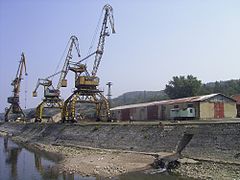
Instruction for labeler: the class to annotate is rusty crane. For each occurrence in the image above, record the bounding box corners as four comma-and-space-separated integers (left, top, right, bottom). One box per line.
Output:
61, 4, 115, 122
32, 36, 81, 122
5, 53, 27, 122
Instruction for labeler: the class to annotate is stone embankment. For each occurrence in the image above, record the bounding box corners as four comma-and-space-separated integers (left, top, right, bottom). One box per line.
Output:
0, 121, 240, 179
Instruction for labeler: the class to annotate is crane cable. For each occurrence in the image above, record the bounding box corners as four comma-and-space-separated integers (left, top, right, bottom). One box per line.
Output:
52, 39, 71, 81
51, 9, 104, 81
53, 9, 104, 78
24, 75, 28, 109
86, 9, 104, 65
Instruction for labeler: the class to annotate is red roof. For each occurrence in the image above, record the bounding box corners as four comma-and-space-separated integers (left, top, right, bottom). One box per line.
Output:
232, 95, 240, 104
111, 93, 236, 111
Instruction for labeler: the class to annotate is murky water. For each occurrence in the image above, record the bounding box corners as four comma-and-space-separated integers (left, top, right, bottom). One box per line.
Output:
0, 136, 94, 180
116, 171, 192, 180
0, 136, 191, 180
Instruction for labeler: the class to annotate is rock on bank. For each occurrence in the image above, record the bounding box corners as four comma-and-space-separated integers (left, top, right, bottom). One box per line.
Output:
0, 122, 239, 163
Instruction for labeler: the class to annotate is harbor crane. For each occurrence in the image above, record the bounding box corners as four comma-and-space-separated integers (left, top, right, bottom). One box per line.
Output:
62, 4, 115, 122
32, 36, 81, 122
5, 53, 27, 122
32, 72, 62, 122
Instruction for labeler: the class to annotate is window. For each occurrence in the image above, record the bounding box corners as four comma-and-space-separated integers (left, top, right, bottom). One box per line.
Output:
190, 109, 193, 113
174, 105, 179, 109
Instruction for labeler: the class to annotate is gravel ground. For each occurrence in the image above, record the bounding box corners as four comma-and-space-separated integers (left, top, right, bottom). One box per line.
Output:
2, 122, 240, 179
174, 160, 240, 180
32, 143, 155, 177
28, 142, 240, 179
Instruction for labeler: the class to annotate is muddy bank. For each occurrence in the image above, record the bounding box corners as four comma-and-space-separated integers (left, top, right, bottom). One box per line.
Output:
0, 122, 240, 178
38, 143, 155, 177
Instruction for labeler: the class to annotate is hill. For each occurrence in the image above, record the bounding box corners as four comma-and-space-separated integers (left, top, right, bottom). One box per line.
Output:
1, 79, 240, 121
111, 79, 240, 107
199, 79, 240, 97
111, 90, 169, 107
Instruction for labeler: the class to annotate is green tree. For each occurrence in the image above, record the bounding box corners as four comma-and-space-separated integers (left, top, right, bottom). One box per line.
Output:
165, 75, 202, 99
198, 84, 213, 95
213, 81, 223, 94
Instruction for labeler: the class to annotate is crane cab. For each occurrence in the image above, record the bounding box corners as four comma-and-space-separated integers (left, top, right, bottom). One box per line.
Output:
61, 79, 67, 87
75, 76, 99, 89
32, 92, 37, 97
44, 89, 60, 98
7, 97, 19, 103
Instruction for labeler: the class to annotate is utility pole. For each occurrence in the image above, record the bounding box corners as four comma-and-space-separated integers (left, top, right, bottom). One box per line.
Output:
106, 82, 113, 107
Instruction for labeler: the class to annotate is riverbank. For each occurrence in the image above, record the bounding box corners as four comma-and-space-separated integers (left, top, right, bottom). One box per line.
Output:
0, 123, 157, 177
0, 121, 240, 179
32, 143, 155, 177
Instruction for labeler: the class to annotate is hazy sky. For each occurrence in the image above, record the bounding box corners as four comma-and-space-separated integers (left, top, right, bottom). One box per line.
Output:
1, 0, 240, 113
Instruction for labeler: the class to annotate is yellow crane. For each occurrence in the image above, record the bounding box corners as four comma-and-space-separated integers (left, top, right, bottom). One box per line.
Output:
5, 53, 27, 122
32, 36, 81, 122
62, 4, 115, 122
32, 72, 62, 122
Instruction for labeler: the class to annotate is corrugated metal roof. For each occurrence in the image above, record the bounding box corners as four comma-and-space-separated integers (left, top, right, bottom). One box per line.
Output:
111, 93, 234, 111
232, 95, 240, 104
111, 101, 160, 111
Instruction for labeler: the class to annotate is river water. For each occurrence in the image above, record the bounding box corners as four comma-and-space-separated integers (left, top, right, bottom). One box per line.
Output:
0, 136, 94, 180
0, 136, 191, 180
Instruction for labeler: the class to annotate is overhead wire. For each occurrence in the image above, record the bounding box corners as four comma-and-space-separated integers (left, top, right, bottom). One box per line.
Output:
86, 9, 104, 65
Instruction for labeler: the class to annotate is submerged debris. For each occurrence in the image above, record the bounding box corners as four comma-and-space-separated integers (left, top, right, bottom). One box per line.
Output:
152, 133, 193, 171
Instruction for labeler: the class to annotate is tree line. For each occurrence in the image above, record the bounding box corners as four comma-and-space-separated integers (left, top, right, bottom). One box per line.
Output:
111, 75, 240, 107
165, 75, 240, 99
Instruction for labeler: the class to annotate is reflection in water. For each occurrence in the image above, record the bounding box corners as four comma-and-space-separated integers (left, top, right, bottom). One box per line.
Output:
0, 136, 93, 180
4, 136, 22, 179
34, 153, 43, 174
4, 136, 8, 150
34, 153, 75, 180
117, 171, 193, 180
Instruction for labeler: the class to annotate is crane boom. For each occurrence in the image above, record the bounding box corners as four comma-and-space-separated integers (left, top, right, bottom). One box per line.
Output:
5, 53, 27, 121
92, 4, 115, 77
32, 71, 62, 97
32, 78, 52, 96
57, 35, 81, 90
62, 4, 115, 122
13, 53, 27, 98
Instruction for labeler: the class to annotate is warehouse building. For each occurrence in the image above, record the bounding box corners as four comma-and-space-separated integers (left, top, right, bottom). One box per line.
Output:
231, 94, 240, 117
111, 93, 237, 121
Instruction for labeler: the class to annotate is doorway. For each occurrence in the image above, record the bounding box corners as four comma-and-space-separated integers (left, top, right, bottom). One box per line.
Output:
214, 102, 224, 119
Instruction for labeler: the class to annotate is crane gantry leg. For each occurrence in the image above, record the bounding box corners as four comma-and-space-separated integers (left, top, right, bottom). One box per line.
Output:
61, 90, 110, 122
4, 104, 25, 122
35, 98, 63, 123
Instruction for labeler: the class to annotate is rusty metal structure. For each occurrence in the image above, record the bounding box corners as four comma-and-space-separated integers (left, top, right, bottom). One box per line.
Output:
152, 133, 193, 171
106, 81, 113, 108
32, 72, 63, 122
5, 53, 27, 122
32, 36, 81, 122
61, 4, 115, 122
